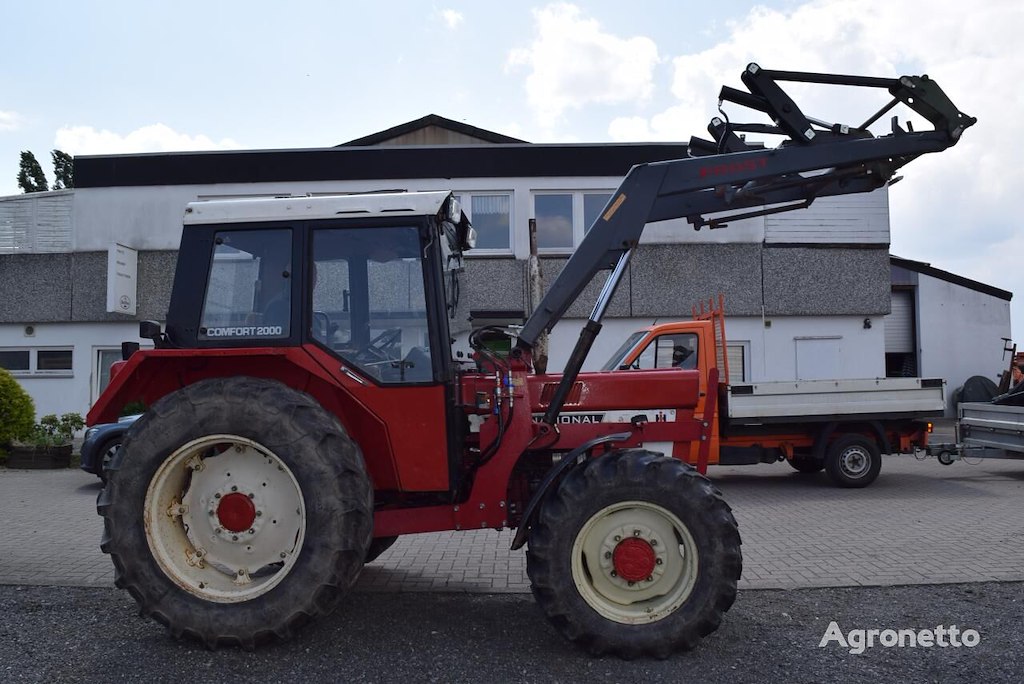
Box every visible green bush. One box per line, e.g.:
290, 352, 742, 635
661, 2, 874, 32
0, 368, 35, 449
23, 412, 85, 447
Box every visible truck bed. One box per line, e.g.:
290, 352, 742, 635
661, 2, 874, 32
727, 377, 946, 425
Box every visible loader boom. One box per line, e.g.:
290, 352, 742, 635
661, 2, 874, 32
516, 63, 975, 425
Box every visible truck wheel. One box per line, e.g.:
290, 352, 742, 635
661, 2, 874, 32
824, 434, 881, 488
526, 450, 742, 658
98, 376, 373, 648
788, 456, 824, 474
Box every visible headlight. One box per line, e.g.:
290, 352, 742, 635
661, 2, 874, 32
85, 428, 99, 441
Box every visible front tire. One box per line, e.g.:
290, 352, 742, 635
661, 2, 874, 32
98, 376, 373, 648
526, 450, 742, 658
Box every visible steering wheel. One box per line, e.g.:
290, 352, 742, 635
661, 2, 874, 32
358, 327, 403, 363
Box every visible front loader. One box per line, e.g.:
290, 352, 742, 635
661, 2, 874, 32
90, 63, 974, 656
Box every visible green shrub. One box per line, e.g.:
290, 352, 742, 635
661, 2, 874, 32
0, 368, 35, 449
23, 412, 85, 447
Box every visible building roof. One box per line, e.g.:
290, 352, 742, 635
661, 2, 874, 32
341, 114, 528, 146
891, 255, 1012, 301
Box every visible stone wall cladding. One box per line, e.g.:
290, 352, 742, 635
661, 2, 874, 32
0, 254, 73, 322
762, 246, 890, 316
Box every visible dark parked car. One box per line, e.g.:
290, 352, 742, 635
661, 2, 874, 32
80, 414, 141, 480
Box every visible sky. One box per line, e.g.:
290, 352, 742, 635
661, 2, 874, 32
2, 0, 1022, 334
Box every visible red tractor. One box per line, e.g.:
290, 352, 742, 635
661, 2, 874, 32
89, 64, 973, 656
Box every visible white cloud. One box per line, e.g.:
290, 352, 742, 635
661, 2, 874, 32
507, 3, 659, 126
440, 9, 463, 29
606, 0, 1024, 328
0, 111, 21, 132
53, 123, 242, 155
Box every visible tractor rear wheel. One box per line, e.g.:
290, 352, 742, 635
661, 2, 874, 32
526, 450, 742, 658
98, 376, 373, 648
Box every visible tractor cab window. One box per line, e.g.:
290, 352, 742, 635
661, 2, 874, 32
312, 225, 434, 384
199, 229, 293, 340
634, 333, 699, 370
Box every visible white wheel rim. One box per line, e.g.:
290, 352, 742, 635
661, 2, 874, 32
571, 501, 699, 624
145, 434, 306, 603
839, 445, 870, 477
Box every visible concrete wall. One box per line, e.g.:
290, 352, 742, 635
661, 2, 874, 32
917, 273, 1011, 411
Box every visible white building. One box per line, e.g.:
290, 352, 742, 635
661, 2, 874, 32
0, 116, 1011, 417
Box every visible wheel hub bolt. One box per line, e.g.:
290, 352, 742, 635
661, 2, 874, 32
633, 530, 641, 537
610, 571, 617, 577
604, 552, 612, 559
656, 558, 663, 565
613, 535, 621, 542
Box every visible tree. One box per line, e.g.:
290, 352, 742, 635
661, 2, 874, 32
16, 151, 48, 193
51, 149, 74, 189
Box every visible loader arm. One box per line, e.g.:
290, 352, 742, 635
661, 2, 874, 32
515, 63, 975, 426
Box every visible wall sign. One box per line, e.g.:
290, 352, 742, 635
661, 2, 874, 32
106, 243, 138, 315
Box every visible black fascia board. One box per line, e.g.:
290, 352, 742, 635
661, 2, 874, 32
890, 255, 1012, 301
73, 143, 690, 189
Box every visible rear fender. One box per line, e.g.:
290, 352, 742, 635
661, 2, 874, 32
811, 421, 890, 459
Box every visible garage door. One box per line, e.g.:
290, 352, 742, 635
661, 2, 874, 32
885, 289, 915, 353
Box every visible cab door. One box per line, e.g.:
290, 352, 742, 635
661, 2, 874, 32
303, 219, 452, 492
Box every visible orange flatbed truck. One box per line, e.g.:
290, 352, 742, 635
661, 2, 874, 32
594, 300, 945, 487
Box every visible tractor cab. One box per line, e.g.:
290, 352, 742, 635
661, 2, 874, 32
160, 191, 474, 386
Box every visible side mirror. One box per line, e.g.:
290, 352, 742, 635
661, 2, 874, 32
139, 320, 169, 348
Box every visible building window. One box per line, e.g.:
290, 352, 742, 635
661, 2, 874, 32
533, 191, 614, 253
0, 350, 30, 372
0, 347, 73, 376
95, 348, 123, 397
455, 193, 512, 253
535, 194, 574, 250
726, 343, 748, 382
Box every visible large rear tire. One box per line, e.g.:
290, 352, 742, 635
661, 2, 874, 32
526, 450, 742, 658
98, 376, 373, 648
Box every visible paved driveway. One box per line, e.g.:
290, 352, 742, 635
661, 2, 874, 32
2, 446, 1022, 592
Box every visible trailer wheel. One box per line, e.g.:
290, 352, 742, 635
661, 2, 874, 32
788, 456, 824, 474
824, 434, 881, 488
98, 376, 373, 648
526, 450, 742, 658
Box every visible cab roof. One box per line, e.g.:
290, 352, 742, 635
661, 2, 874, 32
183, 191, 455, 225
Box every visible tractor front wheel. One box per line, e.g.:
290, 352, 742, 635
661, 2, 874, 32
98, 376, 373, 648
526, 450, 742, 658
